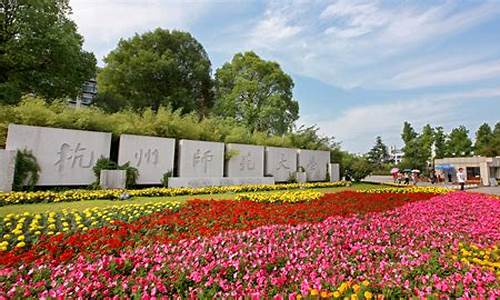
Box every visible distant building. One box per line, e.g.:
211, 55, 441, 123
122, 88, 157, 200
434, 156, 500, 186
389, 146, 404, 165
68, 79, 97, 107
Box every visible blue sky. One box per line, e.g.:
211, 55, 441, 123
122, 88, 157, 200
70, 0, 500, 153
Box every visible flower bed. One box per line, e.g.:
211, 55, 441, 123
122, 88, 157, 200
0, 191, 435, 267
235, 190, 324, 203
362, 186, 451, 194
0, 201, 181, 251
0, 181, 351, 206
0, 192, 498, 298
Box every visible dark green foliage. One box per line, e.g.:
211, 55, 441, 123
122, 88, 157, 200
474, 123, 495, 156
433, 126, 447, 159
445, 126, 473, 157
0, 0, 96, 103
161, 170, 173, 187
13, 149, 40, 191
98, 28, 213, 114
366, 136, 389, 167
214, 51, 299, 135
342, 154, 372, 182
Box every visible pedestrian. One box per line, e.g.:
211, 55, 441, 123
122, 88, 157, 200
397, 172, 403, 184
457, 167, 466, 191
430, 170, 436, 184
411, 172, 418, 186
404, 172, 410, 185
447, 172, 452, 183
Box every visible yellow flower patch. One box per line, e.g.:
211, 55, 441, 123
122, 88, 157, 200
235, 190, 324, 203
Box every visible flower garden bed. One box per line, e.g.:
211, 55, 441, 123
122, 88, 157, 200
0, 181, 351, 206
0, 189, 498, 298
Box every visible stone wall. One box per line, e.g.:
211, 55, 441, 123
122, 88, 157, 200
118, 134, 175, 184
6, 124, 111, 186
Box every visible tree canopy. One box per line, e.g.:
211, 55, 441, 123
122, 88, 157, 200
366, 136, 389, 167
446, 126, 473, 157
213, 51, 299, 135
97, 28, 213, 114
0, 0, 96, 104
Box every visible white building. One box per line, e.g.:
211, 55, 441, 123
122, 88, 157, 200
68, 79, 97, 107
434, 156, 500, 186
389, 146, 404, 165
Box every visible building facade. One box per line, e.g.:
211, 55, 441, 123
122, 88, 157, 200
434, 156, 500, 186
68, 79, 97, 107
389, 146, 404, 165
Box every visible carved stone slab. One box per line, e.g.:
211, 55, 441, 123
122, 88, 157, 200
6, 124, 111, 186
265, 146, 298, 182
168, 177, 275, 188
297, 149, 330, 181
118, 134, 175, 184
329, 163, 340, 182
177, 139, 224, 178
0, 150, 16, 192
225, 143, 264, 177
100, 170, 126, 189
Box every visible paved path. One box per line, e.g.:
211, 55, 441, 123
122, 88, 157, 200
363, 175, 500, 195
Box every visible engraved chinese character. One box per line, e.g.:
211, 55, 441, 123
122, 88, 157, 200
306, 156, 318, 172
276, 153, 290, 170
134, 148, 159, 166
193, 149, 213, 173
54, 142, 95, 172
239, 152, 255, 171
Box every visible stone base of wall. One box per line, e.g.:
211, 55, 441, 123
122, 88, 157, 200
0, 150, 16, 192
296, 172, 307, 183
329, 163, 340, 182
100, 170, 127, 189
168, 177, 275, 188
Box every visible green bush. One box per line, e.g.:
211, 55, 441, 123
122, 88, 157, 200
13, 149, 41, 191
0, 96, 335, 152
342, 155, 372, 182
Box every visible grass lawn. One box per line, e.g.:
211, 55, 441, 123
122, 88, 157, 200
0, 183, 380, 216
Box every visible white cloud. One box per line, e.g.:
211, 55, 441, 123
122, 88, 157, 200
306, 88, 500, 152
216, 1, 500, 90
390, 59, 500, 89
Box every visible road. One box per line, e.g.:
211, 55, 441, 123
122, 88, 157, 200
363, 175, 500, 195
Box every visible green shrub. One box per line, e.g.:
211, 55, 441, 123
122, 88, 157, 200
0, 95, 335, 153
13, 149, 41, 191
161, 170, 173, 187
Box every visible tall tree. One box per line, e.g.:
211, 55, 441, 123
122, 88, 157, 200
489, 122, 500, 157
213, 51, 299, 135
366, 136, 389, 167
401, 121, 417, 145
420, 124, 434, 162
400, 122, 428, 171
433, 126, 447, 159
98, 28, 213, 114
474, 123, 494, 156
446, 126, 473, 157
0, 0, 96, 104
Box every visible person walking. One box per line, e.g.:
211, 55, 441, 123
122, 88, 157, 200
457, 168, 466, 191
430, 170, 436, 184
404, 172, 410, 185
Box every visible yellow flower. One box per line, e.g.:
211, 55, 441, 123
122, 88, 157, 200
15, 241, 26, 248
333, 291, 341, 298
353, 284, 361, 293
364, 291, 373, 299
362, 280, 370, 287
310, 289, 319, 296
